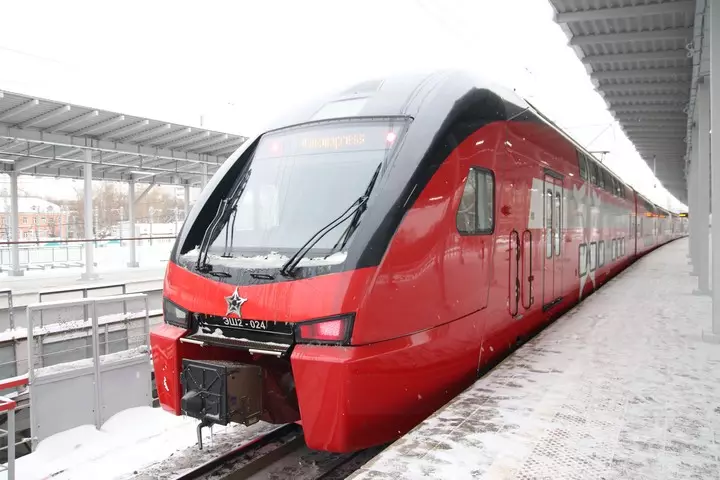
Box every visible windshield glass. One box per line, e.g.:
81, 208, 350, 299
189, 119, 408, 267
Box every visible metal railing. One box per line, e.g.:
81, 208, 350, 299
0, 244, 83, 270
0, 236, 174, 272
0, 290, 12, 330
39, 282, 128, 328
0, 375, 27, 480
26, 293, 150, 451
36, 283, 162, 328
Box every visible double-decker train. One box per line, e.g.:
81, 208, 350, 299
150, 70, 687, 453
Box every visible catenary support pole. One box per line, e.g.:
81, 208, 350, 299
695, 80, 711, 295
8, 172, 22, 276
127, 180, 138, 268
81, 152, 98, 280
184, 184, 191, 219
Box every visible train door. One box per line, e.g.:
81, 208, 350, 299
543, 172, 563, 309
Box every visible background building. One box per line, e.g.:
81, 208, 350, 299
0, 196, 69, 242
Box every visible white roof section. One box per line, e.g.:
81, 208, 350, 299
0, 90, 248, 187
547, 0, 706, 205
0, 196, 61, 214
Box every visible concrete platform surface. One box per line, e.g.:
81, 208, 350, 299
1, 265, 165, 296
350, 237, 719, 480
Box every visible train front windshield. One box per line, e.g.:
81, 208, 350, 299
201, 119, 408, 260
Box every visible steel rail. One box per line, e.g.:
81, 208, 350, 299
172, 423, 302, 480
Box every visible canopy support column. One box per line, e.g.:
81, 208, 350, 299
127, 180, 139, 268
689, 121, 700, 274
694, 80, 711, 296
184, 184, 190, 218
7, 172, 22, 276
201, 164, 208, 190
707, 0, 720, 340
81, 152, 98, 280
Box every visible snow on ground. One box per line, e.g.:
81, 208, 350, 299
351, 238, 720, 480
3, 406, 277, 480
34, 345, 149, 378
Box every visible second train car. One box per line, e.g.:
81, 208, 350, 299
150, 70, 687, 452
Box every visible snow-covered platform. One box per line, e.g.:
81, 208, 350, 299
351, 237, 720, 480
3, 265, 165, 298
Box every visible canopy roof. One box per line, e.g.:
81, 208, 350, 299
547, 0, 708, 205
0, 89, 248, 186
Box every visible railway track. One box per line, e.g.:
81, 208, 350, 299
174, 424, 385, 480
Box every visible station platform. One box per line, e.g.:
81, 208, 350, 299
0, 265, 165, 330
2, 265, 165, 297
351, 237, 719, 480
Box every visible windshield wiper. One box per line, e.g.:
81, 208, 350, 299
330, 162, 382, 253
195, 198, 232, 272
279, 162, 383, 277
195, 168, 252, 273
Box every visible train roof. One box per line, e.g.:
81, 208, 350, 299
263, 70, 676, 215
265, 69, 530, 132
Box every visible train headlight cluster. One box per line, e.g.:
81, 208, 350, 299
163, 298, 191, 329
295, 314, 354, 345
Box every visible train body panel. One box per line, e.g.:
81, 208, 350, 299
149, 70, 688, 453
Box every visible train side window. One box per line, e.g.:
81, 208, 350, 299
611, 239, 616, 260
579, 244, 587, 277
554, 191, 561, 256
588, 160, 598, 186
456, 168, 494, 235
475, 169, 494, 233
597, 167, 605, 190
456, 169, 477, 233
598, 240, 605, 266
577, 151, 588, 180
601, 169, 610, 193
545, 188, 553, 258
590, 242, 597, 271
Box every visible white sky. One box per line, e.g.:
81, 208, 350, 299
0, 0, 686, 211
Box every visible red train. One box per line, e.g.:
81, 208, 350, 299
150, 70, 687, 452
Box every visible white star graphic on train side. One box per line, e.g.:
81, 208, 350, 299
224, 287, 247, 318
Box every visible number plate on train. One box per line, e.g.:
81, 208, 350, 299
200, 315, 294, 335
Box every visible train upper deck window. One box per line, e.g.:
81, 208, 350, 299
577, 152, 588, 180
588, 160, 598, 186
456, 168, 494, 235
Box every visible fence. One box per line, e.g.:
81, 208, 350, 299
0, 283, 162, 381
0, 237, 174, 273
0, 376, 26, 480
0, 244, 83, 271
0, 292, 11, 331
27, 294, 152, 451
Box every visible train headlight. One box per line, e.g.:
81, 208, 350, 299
163, 298, 191, 329
295, 314, 354, 345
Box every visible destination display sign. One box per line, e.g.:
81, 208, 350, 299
255, 121, 406, 159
